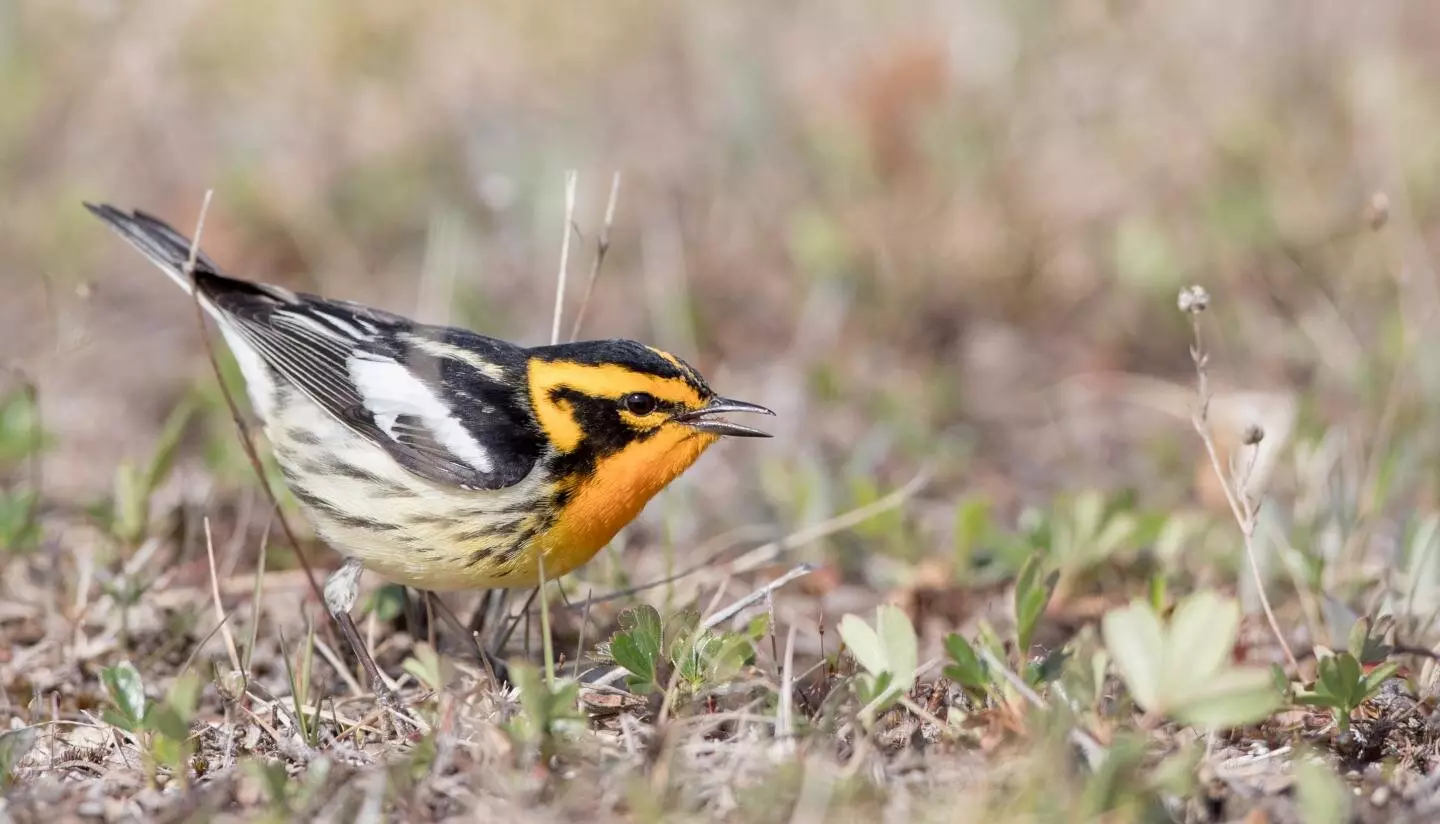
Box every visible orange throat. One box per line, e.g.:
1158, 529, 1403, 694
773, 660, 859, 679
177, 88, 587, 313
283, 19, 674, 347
538, 426, 720, 577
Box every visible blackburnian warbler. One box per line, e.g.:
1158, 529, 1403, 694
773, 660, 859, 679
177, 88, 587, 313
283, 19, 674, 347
87, 203, 773, 707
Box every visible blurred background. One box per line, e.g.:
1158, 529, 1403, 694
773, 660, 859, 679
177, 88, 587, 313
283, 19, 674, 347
5, 0, 1440, 637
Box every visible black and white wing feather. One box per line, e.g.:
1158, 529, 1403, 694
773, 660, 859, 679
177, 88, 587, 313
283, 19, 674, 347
86, 203, 545, 491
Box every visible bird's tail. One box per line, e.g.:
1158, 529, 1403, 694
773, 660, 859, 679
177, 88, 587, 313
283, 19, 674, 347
83, 202, 239, 314
86, 201, 293, 416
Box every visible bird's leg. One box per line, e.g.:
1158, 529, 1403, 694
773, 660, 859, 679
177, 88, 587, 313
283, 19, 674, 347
324, 558, 399, 709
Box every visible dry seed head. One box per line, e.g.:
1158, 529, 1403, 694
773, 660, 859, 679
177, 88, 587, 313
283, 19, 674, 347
1242, 424, 1264, 446
1178, 285, 1210, 314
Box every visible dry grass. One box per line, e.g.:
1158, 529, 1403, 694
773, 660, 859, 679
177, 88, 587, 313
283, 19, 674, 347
8, 1, 1440, 821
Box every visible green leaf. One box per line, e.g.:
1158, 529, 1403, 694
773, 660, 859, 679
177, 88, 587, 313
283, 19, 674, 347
1101, 600, 1165, 712
744, 613, 771, 641
858, 670, 895, 709
1171, 668, 1282, 727
1346, 617, 1371, 661
837, 613, 886, 679
663, 608, 701, 658
1014, 561, 1057, 654
1294, 690, 1341, 708
1103, 591, 1281, 727
1333, 652, 1363, 708
1163, 590, 1238, 698
875, 604, 918, 691
611, 606, 666, 694
942, 633, 989, 691
1316, 654, 1345, 704
1270, 663, 1291, 698
101, 661, 146, 728
611, 634, 658, 693
150, 734, 183, 771
147, 705, 191, 743
618, 605, 663, 659
1359, 661, 1400, 699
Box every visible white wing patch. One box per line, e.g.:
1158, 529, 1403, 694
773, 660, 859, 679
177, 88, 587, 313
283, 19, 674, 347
216, 323, 280, 417
348, 354, 496, 474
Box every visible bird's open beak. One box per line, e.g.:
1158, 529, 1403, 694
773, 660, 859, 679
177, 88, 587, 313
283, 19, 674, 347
674, 397, 775, 437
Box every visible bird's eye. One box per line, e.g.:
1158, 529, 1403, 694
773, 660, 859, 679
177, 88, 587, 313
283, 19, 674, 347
622, 392, 657, 416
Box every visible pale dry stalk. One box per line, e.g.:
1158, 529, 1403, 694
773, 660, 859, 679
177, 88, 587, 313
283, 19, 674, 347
1179, 285, 1300, 674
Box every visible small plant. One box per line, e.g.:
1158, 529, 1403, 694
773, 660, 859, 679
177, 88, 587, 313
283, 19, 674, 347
1014, 553, 1058, 656
277, 624, 326, 747
101, 661, 202, 787
837, 603, 918, 727
504, 661, 583, 766
941, 632, 992, 701
1101, 590, 1281, 726
603, 604, 757, 698
1046, 490, 1143, 583
1009, 552, 1072, 688
1294, 649, 1399, 734
107, 400, 194, 546
941, 554, 1067, 705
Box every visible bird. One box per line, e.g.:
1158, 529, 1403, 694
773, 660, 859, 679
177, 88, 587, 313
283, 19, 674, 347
86, 202, 774, 708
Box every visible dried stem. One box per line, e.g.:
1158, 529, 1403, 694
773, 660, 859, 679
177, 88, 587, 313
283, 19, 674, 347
182, 191, 328, 614
550, 169, 579, 346
488, 171, 583, 661
1181, 288, 1300, 675
568, 171, 622, 342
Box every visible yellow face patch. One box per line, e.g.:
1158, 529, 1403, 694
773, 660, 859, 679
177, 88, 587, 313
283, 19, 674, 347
526, 359, 705, 452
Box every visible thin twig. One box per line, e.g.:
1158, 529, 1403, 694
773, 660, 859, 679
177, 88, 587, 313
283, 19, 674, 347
568, 171, 622, 343
778, 623, 798, 749
550, 169, 579, 346
1180, 286, 1301, 675
728, 470, 931, 571
486, 170, 584, 660
574, 587, 592, 680
702, 563, 815, 631
492, 586, 540, 654
203, 517, 242, 672
182, 190, 327, 612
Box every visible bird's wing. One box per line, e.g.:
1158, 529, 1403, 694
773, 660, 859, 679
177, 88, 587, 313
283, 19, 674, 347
214, 284, 547, 491
86, 203, 544, 491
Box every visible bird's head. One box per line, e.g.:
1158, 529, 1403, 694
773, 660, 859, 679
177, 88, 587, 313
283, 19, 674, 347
525, 340, 772, 462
